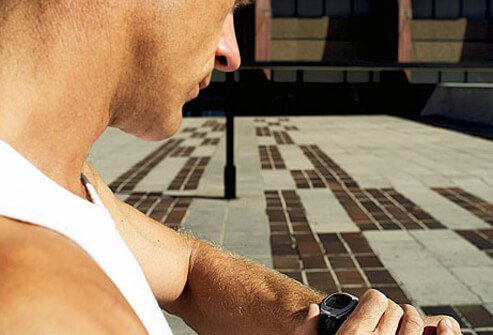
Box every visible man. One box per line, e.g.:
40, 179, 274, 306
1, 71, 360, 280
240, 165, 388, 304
0, 1, 461, 334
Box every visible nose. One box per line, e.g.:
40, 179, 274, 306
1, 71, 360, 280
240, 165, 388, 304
215, 13, 241, 72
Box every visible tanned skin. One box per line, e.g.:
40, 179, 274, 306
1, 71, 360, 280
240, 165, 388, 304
0, 1, 462, 334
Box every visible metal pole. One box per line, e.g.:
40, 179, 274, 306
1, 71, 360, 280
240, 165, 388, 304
224, 72, 236, 199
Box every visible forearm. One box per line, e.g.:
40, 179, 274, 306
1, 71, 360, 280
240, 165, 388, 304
167, 240, 324, 335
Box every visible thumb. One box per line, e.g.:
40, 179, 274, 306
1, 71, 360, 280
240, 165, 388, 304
295, 304, 320, 335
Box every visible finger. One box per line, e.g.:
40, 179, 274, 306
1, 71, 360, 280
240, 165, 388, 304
338, 289, 388, 334
294, 304, 320, 335
436, 318, 457, 335
374, 300, 404, 335
423, 316, 462, 335
397, 304, 424, 335
306, 303, 320, 320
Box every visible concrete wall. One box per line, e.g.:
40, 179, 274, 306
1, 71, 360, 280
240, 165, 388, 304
412, 19, 493, 62
271, 17, 396, 61
421, 84, 493, 125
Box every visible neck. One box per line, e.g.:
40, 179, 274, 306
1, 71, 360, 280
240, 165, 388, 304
0, 76, 107, 199
0, 2, 127, 199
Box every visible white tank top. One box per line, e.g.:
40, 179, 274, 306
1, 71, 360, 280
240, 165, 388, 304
0, 140, 173, 335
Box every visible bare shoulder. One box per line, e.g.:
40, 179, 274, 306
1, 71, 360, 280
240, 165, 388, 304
0, 217, 147, 334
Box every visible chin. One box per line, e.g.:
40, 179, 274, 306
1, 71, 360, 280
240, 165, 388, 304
138, 114, 183, 141
110, 102, 184, 141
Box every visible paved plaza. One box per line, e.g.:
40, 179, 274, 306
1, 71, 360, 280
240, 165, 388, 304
89, 116, 493, 335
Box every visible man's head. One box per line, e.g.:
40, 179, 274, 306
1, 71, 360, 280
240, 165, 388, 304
0, 0, 248, 142
109, 0, 248, 140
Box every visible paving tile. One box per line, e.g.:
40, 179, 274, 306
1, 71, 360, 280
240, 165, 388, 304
319, 234, 348, 254
355, 255, 384, 268
413, 231, 493, 267
334, 270, 366, 286
301, 255, 326, 269
455, 305, 493, 328
378, 286, 410, 305
306, 271, 338, 294
365, 270, 397, 285
163, 312, 197, 335
109, 139, 183, 193
282, 271, 304, 283
328, 256, 356, 269
91, 116, 493, 335
396, 184, 490, 230
340, 287, 368, 297
261, 170, 297, 190
298, 189, 358, 233
421, 306, 468, 328
387, 266, 481, 305
434, 187, 493, 227
450, 266, 493, 304
278, 145, 314, 170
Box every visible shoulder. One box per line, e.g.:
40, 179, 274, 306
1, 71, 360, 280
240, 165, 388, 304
0, 217, 147, 334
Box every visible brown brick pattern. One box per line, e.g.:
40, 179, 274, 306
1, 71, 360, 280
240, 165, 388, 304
202, 120, 226, 132
171, 146, 195, 157
109, 139, 183, 193
259, 145, 286, 170
456, 229, 493, 258
321, 232, 410, 304
124, 192, 191, 230
273, 130, 295, 145
265, 189, 410, 304
422, 305, 493, 334
301, 144, 360, 188
291, 170, 325, 188
299, 145, 444, 231
254, 117, 296, 140
254, 122, 493, 331
110, 121, 222, 195
168, 157, 210, 191
433, 187, 493, 226
256, 126, 272, 136
191, 132, 207, 139
201, 138, 220, 146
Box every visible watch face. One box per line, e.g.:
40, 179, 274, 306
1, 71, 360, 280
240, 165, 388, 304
319, 293, 359, 335
323, 294, 353, 309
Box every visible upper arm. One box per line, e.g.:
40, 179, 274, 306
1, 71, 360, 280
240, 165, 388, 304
114, 198, 194, 306
83, 161, 193, 306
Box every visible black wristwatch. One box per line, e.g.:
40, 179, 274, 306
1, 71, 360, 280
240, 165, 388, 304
319, 292, 359, 335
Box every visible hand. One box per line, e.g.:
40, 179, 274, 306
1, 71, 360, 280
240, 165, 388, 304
294, 303, 320, 335
294, 289, 462, 335
422, 315, 462, 335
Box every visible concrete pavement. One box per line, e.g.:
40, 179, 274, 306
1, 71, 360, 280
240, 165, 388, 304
89, 116, 493, 335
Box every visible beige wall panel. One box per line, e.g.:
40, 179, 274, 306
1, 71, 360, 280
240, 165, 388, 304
413, 19, 490, 41
272, 17, 329, 39
272, 17, 380, 40
271, 40, 357, 61
413, 42, 463, 62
